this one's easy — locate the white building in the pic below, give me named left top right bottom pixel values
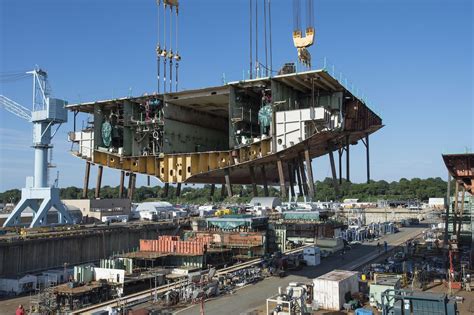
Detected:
left=428, top=198, right=445, bottom=209
left=249, top=197, right=282, bottom=210
left=133, top=201, right=185, bottom=220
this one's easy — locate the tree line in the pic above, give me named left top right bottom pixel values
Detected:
left=0, top=177, right=448, bottom=205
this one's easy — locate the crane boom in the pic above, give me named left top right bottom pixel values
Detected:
left=0, top=94, right=32, bottom=121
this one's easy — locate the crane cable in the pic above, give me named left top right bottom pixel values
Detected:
left=263, top=0, right=268, bottom=77
left=163, top=3, right=167, bottom=94
left=249, top=0, right=253, bottom=79
left=255, top=0, right=258, bottom=77
left=268, top=0, right=273, bottom=76
left=157, top=0, right=161, bottom=94
left=169, top=5, right=173, bottom=94
left=293, top=0, right=301, bottom=33
left=175, top=5, right=179, bottom=92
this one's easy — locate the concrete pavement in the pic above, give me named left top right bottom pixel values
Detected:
left=176, top=226, right=426, bottom=315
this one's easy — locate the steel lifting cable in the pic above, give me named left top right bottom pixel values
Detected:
left=268, top=0, right=273, bottom=76
left=255, top=0, right=258, bottom=77
left=263, top=0, right=268, bottom=77
left=293, top=0, right=301, bottom=32
left=163, top=3, right=167, bottom=94
left=157, top=0, right=161, bottom=94
left=308, top=0, right=315, bottom=29
left=249, top=0, right=253, bottom=79
left=175, top=5, right=179, bottom=92
left=169, top=5, right=173, bottom=93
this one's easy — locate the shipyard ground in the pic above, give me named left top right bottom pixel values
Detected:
left=95, top=224, right=423, bottom=315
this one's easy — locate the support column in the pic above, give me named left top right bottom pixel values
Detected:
left=82, top=161, right=91, bottom=199
left=288, top=162, right=295, bottom=200
left=457, top=187, right=465, bottom=240
left=295, top=159, right=303, bottom=197
left=277, top=159, right=287, bottom=199
left=453, top=181, right=459, bottom=236
left=128, top=173, right=136, bottom=200
left=304, top=148, right=315, bottom=199
left=261, top=165, right=269, bottom=197
left=346, top=135, right=350, bottom=182
left=338, top=148, right=343, bottom=185
left=220, top=184, right=226, bottom=198
left=161, top=183, right=169, bottom=198
left=444, top=172, right=451, bottom=243
left=176, top=183, right=182, bottom=197
left=298, top=156, right=309, bottom=197
left=119, top=170, right=125, bottom=198
left=95, top=165, right=103, bottom=199
left=209, top=184, right=215, bottom=200
left=224, top=169, right=233, bottom=196
left=365, top=133, right=370, bottom=183
left=328, top=148, right=340, bottom=196
left=249, top=166, right=258, bottom=197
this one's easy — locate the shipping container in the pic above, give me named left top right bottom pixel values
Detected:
left=313, top=270, right=359, bottom=311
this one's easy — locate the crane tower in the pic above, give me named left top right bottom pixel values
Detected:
left=1, top=68, right=73, bottom=228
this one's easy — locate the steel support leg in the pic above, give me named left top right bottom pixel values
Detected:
left=453, top=181, right=459, bottom=236
left=328, top=147, right=340, bottom=196
left=288, top=162, right=295, bottom=200
left=304, top=149, right=315, bottom=199
left=119, top=170, right=125, bottom=198
left=220, top=184, right=226, bottom=198
left=346, top=135, right=350, bottom=182
left=95, top=165, right=103, bottom=199
left=176, top=183, right=182, bottom=197
left=224, top=169, right=233, bottom=197
left=162, top=183, right=169, bottom=198
left=128, top=173, right=136, bottom=200
left=298, top=155, right=309, bottom=197
left=444, top=172, right=451, bottom=243
left=261, top=165, right=269, bottom=197
left=365, top=133, right=370, bottom=183
left=82, top=161, right=91, bottom=199
left=277, top=159, right=287, bottom=199
left=338, top=148, right=342, bottom=185
left=249, top=166, right=258, bottom=197
left=295, top=159, right=303, bottom=197
left=209, top=184, right=215, bottom=200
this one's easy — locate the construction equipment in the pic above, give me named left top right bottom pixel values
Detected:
left=266, top=282, right=312, bottom=315
left=1, top=67, right=73, bottom=228
left=380, top=289, right=458, bottom=315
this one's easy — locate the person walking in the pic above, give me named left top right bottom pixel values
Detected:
left=384, top=241, right=388, bottom=253
left=16, top=305, right=25, bottom=315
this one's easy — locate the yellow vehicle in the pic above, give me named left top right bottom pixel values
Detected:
left=215, top=208, right=232, bottom=216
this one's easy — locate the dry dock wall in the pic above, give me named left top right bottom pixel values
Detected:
left=0, top=223, right=179, bottom=277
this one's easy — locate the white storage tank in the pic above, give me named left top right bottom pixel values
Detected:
left=313, top=270, right=359, bottom=311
